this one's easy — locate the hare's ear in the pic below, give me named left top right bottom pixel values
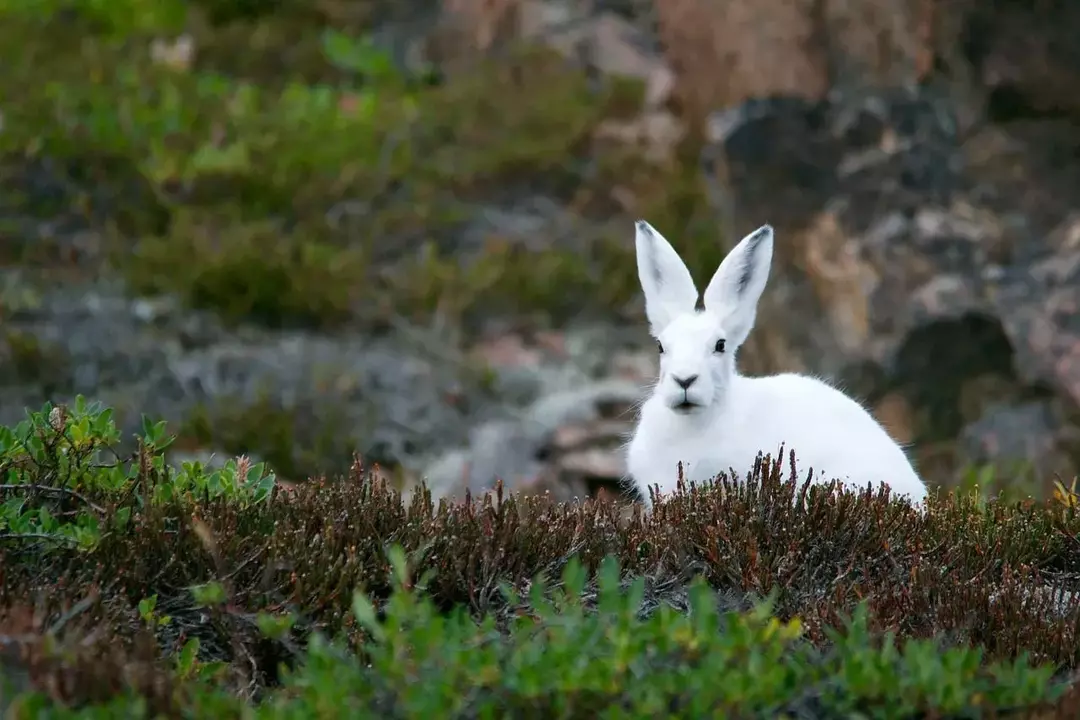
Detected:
left=635, top=220, right=698, bottom=334
left=702, top=224, right=774, bottom=348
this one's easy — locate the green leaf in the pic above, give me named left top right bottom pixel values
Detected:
left=190, top=581, right=226, bottom=607
left=176, top=637, right=200, bottom=677
left=386, top=544, right=410, bottom=589
left=256, top=611, right=295, bottom=640
left=351, top=590, right=386, bottom=643
left=37, top=505, right=55, bottom=532
left=138, top=594, right=157, bottom=621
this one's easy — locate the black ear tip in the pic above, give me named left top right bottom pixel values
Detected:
left=744, top=224, right=774, bottom=252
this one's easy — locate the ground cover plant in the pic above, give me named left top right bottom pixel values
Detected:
left=2, top=398, right=1080, bottom=717
left=0, top=0, right=700, bottom=331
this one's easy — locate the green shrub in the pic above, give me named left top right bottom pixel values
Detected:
left=0, top=6, right=682, bottom=330
left=0, top=0, right=188, bottom=37
left=126, top=209, right=366, bottom=329
left=0, top=397, right=276, bottom=552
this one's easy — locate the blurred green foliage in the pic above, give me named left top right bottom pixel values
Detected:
left=0, top=0, right=734, bottom=331
left=0, top=0, right=188, bottom=36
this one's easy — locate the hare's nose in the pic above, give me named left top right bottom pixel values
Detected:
left=673, top=374, right=699, bottom=389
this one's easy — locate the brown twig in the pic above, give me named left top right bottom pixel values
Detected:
left=0, top=532, right=78, bottom=544
left=0, top=483, right=106, bottom=514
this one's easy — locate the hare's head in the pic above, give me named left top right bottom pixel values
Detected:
left=634, top=220, right=774, bottom=416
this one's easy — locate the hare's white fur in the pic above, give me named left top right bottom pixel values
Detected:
left=625, top=220, right=927, bottom=509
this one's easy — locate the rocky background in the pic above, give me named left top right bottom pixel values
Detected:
left=1, top=0, right=1078, bottom=504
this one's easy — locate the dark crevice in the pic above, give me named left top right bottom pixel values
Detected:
left=986, top=85, right=1074, bottom=124
left=890, top=313, right=1017, bottom=443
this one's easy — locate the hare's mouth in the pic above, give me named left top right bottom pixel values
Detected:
left=672, top=400, right=701, bottom=414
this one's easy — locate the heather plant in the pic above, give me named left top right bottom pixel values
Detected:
left=1, top=400, right=1080, bottom=716
left=1, top=553, right=1069, bottom=718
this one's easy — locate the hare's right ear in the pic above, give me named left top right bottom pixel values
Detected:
left=702, top=224, right=774, bottom=348
left=635, top=220, right=698, bottom=334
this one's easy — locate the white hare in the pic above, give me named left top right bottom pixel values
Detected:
left=625, top=220, right=928, bottom=509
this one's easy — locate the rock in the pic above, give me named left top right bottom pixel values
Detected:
left=702, top=85, right=1080, bottom=488
left=595, top=111, right=684, bottom=164
left=457, top=196, right=584, bottom=258
left=0, top=272, right=498, bottom=481
left=558, top=439, right=626, bottom=477
left=655, top=0, right=829, bottom=121
left=819, top=0, right=933, bottom=90
left=10, top=0, right=1078, bottom=509
left=967, top=0, right=1080, bottom=123
left=551, top=419, right=628, bottom=451
left=994, top=215, right=1080, bottom=410
left=871, top=392, right=916, bottom=447
left=518, top=4, right=675, bottom=110
left=418, top=375, right=643, bottom=504
left=609, top=347, right=656, bottom=383
left=960, top=401, right=1077, bottom=487
left=414, top=448, right=471, bottom=500
left=526, top=378, right=640, bottom=436
left=468, top=323, right=639, bottom=407
left=439, top=0, right=520, bottom=55
left=516, top=3, right=685, bottom=161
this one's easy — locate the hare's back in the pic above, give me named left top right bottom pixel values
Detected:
left=735, top=373, right=921, bottom=494
left=740, top=371, right=881, bottom=422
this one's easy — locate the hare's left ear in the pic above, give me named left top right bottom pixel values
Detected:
left=635, top=220, right=698, bottom=334
left=702, top=224, right=774, bottom=349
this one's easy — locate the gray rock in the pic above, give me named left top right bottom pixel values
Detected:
left=960, top=400, right=1077, bottom=485
left=419, top=376, right=644, bottom=503
left=703, top=85, right=1080, bottom=488
left=0, top=272, right=494, bottom=479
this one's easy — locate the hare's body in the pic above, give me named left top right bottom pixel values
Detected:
left=628, top=372, right=926, bottom=502
left=625, top=220, right=928, bottom=508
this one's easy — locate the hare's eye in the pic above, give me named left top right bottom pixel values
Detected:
left=714, top=338, right=726, bottom=354
left=656, top=340, right=664, bottom=354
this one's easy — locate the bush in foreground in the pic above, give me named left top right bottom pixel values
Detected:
left=3, top=553, right=1070, bottom=718
left=2, top=398, right=1080, bottom=716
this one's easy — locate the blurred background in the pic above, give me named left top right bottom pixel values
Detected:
left=0, top=0, right=1078, bottom=504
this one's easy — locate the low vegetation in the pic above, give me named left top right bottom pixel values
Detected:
left=4, top=2, right=1079, bottom=715
left=2, top=398, right=1080, bottom=716
left=0, top=0, right=736, bottom=333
